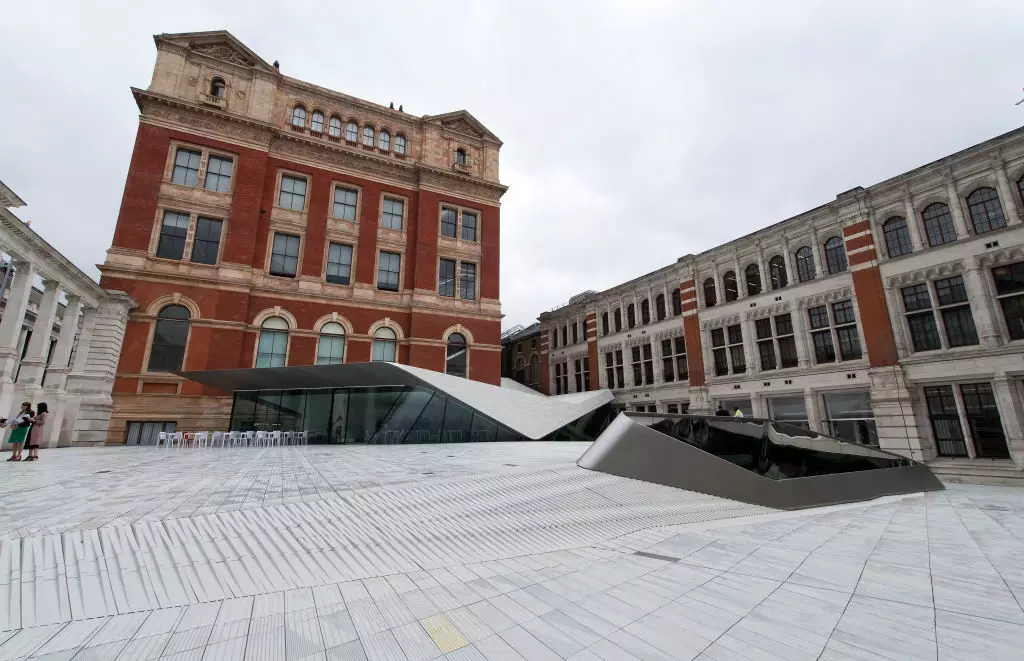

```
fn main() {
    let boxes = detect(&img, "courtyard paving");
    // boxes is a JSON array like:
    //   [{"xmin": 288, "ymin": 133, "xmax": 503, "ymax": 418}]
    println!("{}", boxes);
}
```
[{"xmin": 0, "ymin": 443, "xmax": 1022, "ymax": 660}]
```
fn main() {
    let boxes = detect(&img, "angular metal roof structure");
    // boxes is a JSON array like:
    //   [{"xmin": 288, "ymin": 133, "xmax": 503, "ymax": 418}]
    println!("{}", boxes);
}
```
[{"xmin": 179, "ymin": 362, "xmax": 614, "ymax": 441}]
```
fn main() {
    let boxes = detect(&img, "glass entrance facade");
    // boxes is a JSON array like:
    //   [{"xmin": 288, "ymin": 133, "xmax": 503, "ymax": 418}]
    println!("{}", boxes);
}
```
[{"xmin": 229, "ymin": 385, "xmax": 615, "ymax": 444}]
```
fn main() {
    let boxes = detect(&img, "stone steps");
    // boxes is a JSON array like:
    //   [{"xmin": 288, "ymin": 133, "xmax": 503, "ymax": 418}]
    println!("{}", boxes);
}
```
[{"xmin": 928, "ymin": 457, "xmax": 1024, "ymax": 486}]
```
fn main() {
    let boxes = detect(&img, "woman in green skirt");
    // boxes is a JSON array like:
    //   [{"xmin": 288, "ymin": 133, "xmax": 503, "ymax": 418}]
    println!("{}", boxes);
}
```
[{"xmin": 7, "ymin": 402, "xmax": 34, "ymax": 462}]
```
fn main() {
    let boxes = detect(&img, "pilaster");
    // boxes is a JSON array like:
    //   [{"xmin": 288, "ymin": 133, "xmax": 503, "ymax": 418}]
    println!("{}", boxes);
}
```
[
  {"xmin": 16, "ymin": 279, "xmax": 61, "ymax": 390},
  {"xmin": 0, "ymin": 261, "xmax": 37, "ymax": 418},
  {"xmin": 869, "ymin": 366, "xmax": 934, "ymax": 462},
  {"xmin": 992, "ymin": 376, "xmax": 1024, "ymax": 467}
]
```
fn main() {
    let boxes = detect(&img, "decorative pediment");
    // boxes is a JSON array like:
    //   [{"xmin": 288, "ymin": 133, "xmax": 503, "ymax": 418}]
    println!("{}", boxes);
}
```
[
  {"xmin": 156, "ymin": 30, "xmax": 276, "ymax": 73},
  {"xmin": 192, "ymin": 42, "xmax": 256, "ymax": 67},
  {"xmin": 425, "ymin": 110, "xmax": 502, "ymax": 145},
  {"xmin": 887, "ymin": 261, "xmax": 964, "ymax": 288}
]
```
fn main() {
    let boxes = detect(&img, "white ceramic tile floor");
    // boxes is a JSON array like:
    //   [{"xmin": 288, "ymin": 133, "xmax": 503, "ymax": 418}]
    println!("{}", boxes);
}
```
[{"xmin": 0, "ymin": 444, "xmax": 1023, "ymax": 659}]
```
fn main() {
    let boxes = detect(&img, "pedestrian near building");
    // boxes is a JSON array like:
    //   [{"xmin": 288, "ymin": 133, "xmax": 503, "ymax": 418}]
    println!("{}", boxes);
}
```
[
  {"xmin": 24, "ymin": 402, "xmax": 47, "ymax": 461},
  {"xmin": 6, "ymin": 402, "xmax": 34, "ymax": 462}
]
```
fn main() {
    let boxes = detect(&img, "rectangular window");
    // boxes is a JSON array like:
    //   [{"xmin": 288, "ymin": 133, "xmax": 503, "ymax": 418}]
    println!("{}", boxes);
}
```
[
  {"xmin": 270, "ymin": 233, "xmax": 300, "ymax": 277},
  {"xmin": 615, "ymin": 350, "xmax": 624, "ymax": 388},
  {"xmin": 960, "ymin": 383, "xmax": 1010, "ymax": 459},
  {"xmin": 190, "ymin": 217, "xmax": 222, "ymax": 265},
  {"xmin": 333, "ymin": 186, "xmax": 358, "ymax": 220},
  {"xmin": 632, "ymin": 346, "xmax": 642, "ymax": 387},
  {"xmin": 459, "ymin": 262, "xmax": 477, "ymax": 300},
  {"xmin": 605, "ymin": 352, "xmax": 615, "ymax": 390},
  {"xmin": 775, "ymin": 313, "xmax": 797, "ymax": 368},
  {"xmin": 438, "ymin": 258, "xmax": 456, "ymax": 297},
  {"xmin": 326, "ymin": 243, "xmax": 353, "ymax": 285},
  {"xmin": 993, "ymin": 262, "xmax": 1024, "ymax": 340},
  {"xmin": 279, "ymin": 175, "xmax": 307, "ymax": 211},
  {"xmin": 642, "ymin": 344, "xmax": 654, "ymax": 385},
  {"xmin": 462, "ymin": 211, "xmax": 478, "ymax": 241},
  {"xmin": 812, "ymin": 330, "xmax": 835, "ymax": 363},
  {"xmin": 833, "ymin": 300, "xmax": 863, "ymax": 360},
  {"xmin": 574, "ymin": 358, "xmax": 590, "ymax": 392},
  {"xmin": 727, "ymin": 324, "xmax": 745, "ymax": 374},
  {"xmin": 924, "ymin": 385, "xmax": 968, "ymax": 457},
  {"xmin": 441, "ymin": 207, "xmax": 458, "ymax": 238},
  {"xmin": 822, "ymin": 391, "xmax": 877, "ymax": 445},
  {"xmin": 377, "ymin": 251, "xmax": 401, "ymax": 291},
  {"xmin": 934, "ymin": 276, "xmax": 978, "ymax": 347},
  {"xmin": 203, "ymin": 155, "xmax": 233, "ymax": 193},
  {"xmin": 156, "ymin": 211, "xmax": 190, "ymax": 260},
  {"xmin": 574, "ymin": 359, "xmax": 583, "ymax": 393},
  {"xmin": 382, "ymin": 197, "xmax": 404, "ymax": 230},
  {"xmin": 769, "ymin": 396, "xmax": 809, "ymax": 428},
  {"xmin": 755, "ymin": 317, "xmax": 776, "ymax": 371},
  {"xmin": 660, "ymin": 337, "xmax": 687, "ymax": 382},
  {"xmin": 711, "ymin": 328, "xmax": 728, "ymax": 376},
  {"xmin": 902, "ymin": 283, "xmax": 940, "ymax": 352},
  {"xmin": 808, "ymin": 305, "xmax": 829, "ymax": 330},
  {"xmin": 171, "ymin": 148, "xmax": 201, "ymax": 187}
]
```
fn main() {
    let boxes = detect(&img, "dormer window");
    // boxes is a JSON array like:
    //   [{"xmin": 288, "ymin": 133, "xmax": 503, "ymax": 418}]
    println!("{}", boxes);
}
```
[
  {"xmin": 291, "ymin": 106, "xmax": 306, "ymax": 128},
  {"xmin": 455, "ymin": 148, "xmax": 468, "ymax": 167},
  {"xmin": 210, "ymin": 78, "xmax": 226, "ymax": 98}
]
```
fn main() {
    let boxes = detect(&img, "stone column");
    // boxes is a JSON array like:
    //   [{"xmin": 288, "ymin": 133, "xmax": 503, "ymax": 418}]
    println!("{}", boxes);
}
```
[
  {"xmin": 901, "ymin": 188, "xmax": 923, "ymax": 250},
  {"xmin": 882, "ymin": 282, "xmax": 910, "ymax": 358},
  {"xmin": 17, "ymin": 279, "xmax": 61, "ymax": 391},
  {"xmin": 791, "ymin": 304, "xmax": 811, "ymax": 368},
  {"xmin": 732, "ymin": 253, "xmax": 743, "ymax": 300},
  {"xmin": 869, "ymin": 366, "xmax": 933, "ymax": 462},
  {"xmin": 963, "ymin": 259, "xmax": 1001, "ymax": 348},
  {"xmin": 754, "ymin": 243, "xmax": 767, "ymax": 295},
  {"xmin": 742, "ymin": 318, "xmax": 758, "ymax": 375},
  {"xmin": 993, "ymin": 156, "xmax": 1021, "ymax": 225},
  {"xmin": 42, "ymin": 295, "xmax": 82, "ymax": 446},
  {"xmin": 992, "ymin": 377, "xmax": 1024, "ymax": 466},
  {"xmin": 945, "ymin": 172, "xmax": 971, "ymax": 239},
  {"xmin": 809, "ymin": 227, "xmax": 824, "ymax": 278},
  {"xmin": 781, "ymin": 236, "xmax": 795, "ymax": 288},
  {"xmin": 57, "ymin": 305, "xmax": 96, "ymax": 446},
  {"xmin": 0, "ymin": 260, "xmax": 37, "ymax": 419},
  {"xmin": 805, "ymin": 388, "xmax": 821, "ymax": 433}
]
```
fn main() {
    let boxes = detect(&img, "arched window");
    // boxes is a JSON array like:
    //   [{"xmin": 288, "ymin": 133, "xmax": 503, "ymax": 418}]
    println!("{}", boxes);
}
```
[
  {"xmin": 922, "ymin": 202, "xmax": 957, "ymax": 247},
  {"xmin": 795, "ymin": 246, "xmax": 815, "ymax": 282},
  {"xmin": 514, "ymin": 356, "xmax": 526, "ymax": 384},
  {"xmin": 640, "ymin": 299, "xmax": 651, "ymax": 324},
  {"xmin": 722, "ymin": 271, "xmax": 738, "ymax": 302},
  {"xmin": 529, "ymin": 355, "xmax": 539, "ymax": 385},
  {"xmin": 291, "ymin": 106, "xmax": 306, "ymax": 128},
  {"xmin": 256, "ymin": 316, "xmax": 288, "ymax": 368},
  {"xmin": 655, "ymin": 294, "xmax": 666, "ymax": 321},
  {"xmin": 378, "ymin": 130, "xmax": 391, "ymax": 151},
  {"xmin": 1018, "ymin": 174, "xmax": 1024, "ymax": 208},
  {"xmin": 316, "ymin": 322, "xmax": 345, "ymax": 365},
  {"xmin": 371, "ymin": 327, "xmax": 397, "ymax": 362},
  {"xmin": 882, "ymin": 217, "xmax": 913, "ymax": 257},
  {"xmin": 210, "ymin": 77, "xmax": 225, "ymax": 98},
  {"xmin": 703, "ymin": 278, "xmax": 717, "ymax": 307},
  {"xmin": 967, "ymin": 187, "xmax": 1006, "ymax": 234},
  {"xmin": 613, "ymin": 308, "xmax": 622, "ymax": 332},
  {"xmin": 768, "ymin": 255, "xmax": 787, "ymax": 289},
  {"xmin": 310, "ymin": 111, "xmax": 324, "ymax": 133},
  {"xmin": 824, "ymin": 237, "xmax": 847, "ymax": 274},
  {"xmin": 148, "ymin": 304, "xmax": 190, "ymax": 372},
  {"xmin": 394, "ymin": 134, "xmax": 407, "ymax": 155},
  {"xmin": 671, "ymin": 288, "xmax": 682, "ymax": 315},
  {"xmin": 627, "ymin": 304, "xmax": 636, "ymax": 328},
  {"xmin": 446, "ymin": 333, "xmax": 467, "ymax": 377},
  {"xmin": 745, "ymin": 264, "xmax": 762, "ymax": 296},
  {"xmin": 601, "ymin": 312, "xmax": 609, "ymax": 335},
  {"xmin": 328, "ymin": 116, "xmax": 342, "ymax": 138},
  {"xmin": 455, "ymin": 148, "xmax": 468, "ymax": 166},
  {"xmin": 345, "ymin": 121, "xmax": 358, "ymax": 142},
  {"xmin": 362, "ymin": 125, "xmax": 375, "ymax": 146}
]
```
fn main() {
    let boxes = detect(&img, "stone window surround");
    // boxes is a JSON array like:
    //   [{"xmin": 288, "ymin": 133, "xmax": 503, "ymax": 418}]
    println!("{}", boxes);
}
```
[
  {"xmin": 437, "ymin": 201, "xmax": 482, "ymax": 247},
  {"xmin": 378, "ymin": 191, "xmax": 409, "ymax": 234},
  {"xmin": 138, "ymin": 293, "xmax": 201, "ymax": 379},
  {"xmin": 897, "ymin": 271, "xmax": 978, "ymax": 354},
  {"xmin": 442, "ymin": 324, "xmax": 474, "ymax": 377},
  {"xmin": 273, "ymin": 168, "xmax": 310, "ymax": 214},
  {"xmin": 329, "ymin": 181, "xmax": 364, "ymax": 223},
  {"xmin": 264, "ymin": 226, "xmax": 305, "ymax": 279},
  {"xmin": 373, "ymin": 248, "xmax": 406, "ymax": 294},
  {"xmin": 163, "ymin": 140, "xmax": 238, "ymax": 196},
  {"xmin": 320, "ymin": 238, "xmax": 357, "ymax": 288},
  {"xmin": 147, "ymin": 206, "xmax": 229, "ymax": 267},
  {"xmin": 249, "ymin": 307, "xmax": 298, "ymax": 368},
  {"xmin": 919, "ymin": 377, "xmax": 1020, "ymax": 461}
]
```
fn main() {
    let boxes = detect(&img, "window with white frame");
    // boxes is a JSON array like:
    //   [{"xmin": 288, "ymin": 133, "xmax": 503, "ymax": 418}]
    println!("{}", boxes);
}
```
[
  {"xmin": 901, "ymin": 276, "xmax": 978, "ymax": 352},
  {"xmin": 278, "ymin": 175, "xmax": 307, "ymax": 211},
  {"xmin": 345, "ymin": 121, "xmax": 358, "ymax": 142},
  {"xmin": 394, "ymin": 134, "xmax": 407, "ymax": 155},
  {"xmin": 381, "ymin": 197, "xmax": 404, "ymax": 230},
  {"xmin": 371, "ymin": 327, "xmax": 397, "ymax": 361},
  {"xmin": 992, "ymin": 261, "xmax": 1024, "ymax": 340},
  {"xmin": 605, "ymin": 350, "xmax": 624, "ymax": 389},
  {"xmin": 378, "ymin": 130, "xmax": 391, "ymax": 151},
  {"xmin": 256, "ymin": 317, "xmax": 289, "ymax": 368},
  {"xmin": 328, "ymin": 116, "xmax": 342, "ymax": 138},
  {"xmin": 316, "ymin": 322, "xmax": 345, "ymax": 365},
  {"xmin": 291, "ymin": 106, "xmax": 306, "ymax": 128},
  {"xmin": 660, "ymin": 336, "xmax": 687, "ymax": 382},
  {"xmin": 156, "ymin": 211, "xmax": 190, "ymax": 260},
  {"xmin": 171, "ymin": 148, "xmax": 201, "ymax": 187},
  {"xmin": 377, "ymin": 251, "xmax": 401, "ymax": 291},
  {"xmin": 204, "ymin": 155, "xmax": 233, "ymax": 193},
  {"xmin": 310, "ymin": 111, "xmax": 324, "ymax": 134},
  {"xmin": 332, "ymin": 186, "xmax": 358, "ymax": 220},
  {"xmin": 631, "ymin": 343, "xmax": 654, "ymax": 386},
  {"xmin": 362, "ymin": 125, "xmax": 375, "ymax": 146},
  {"xmin": 326, "ymin": 243, "xmax": 353, "ymax": 285}
]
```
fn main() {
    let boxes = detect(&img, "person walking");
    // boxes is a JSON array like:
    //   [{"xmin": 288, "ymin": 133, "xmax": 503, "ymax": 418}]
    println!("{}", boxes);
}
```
[
  {"xmin": 24, "ymin": 402, "xmax": 47, "ymax": 461},
  {"xmin": 6, "ymin": 402, "xmax": 34, "ymax": 462},
  {"xmin": 714, "ymin": 404, "xmax": 729, "ymax": 416},
  {"xmin": 733, "ymin": 407, "xmax": 745, "ymax": 417}
]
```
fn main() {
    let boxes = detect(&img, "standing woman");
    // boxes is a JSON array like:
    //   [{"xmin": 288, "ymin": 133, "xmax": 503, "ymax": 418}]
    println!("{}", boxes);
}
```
[
  {"xmin": 24, "ymin": 402, "xmax": 47, "ymax": 461},
  {"xmin": 6, "ymin": 402, "xmax": 34, "ymax": 462}
]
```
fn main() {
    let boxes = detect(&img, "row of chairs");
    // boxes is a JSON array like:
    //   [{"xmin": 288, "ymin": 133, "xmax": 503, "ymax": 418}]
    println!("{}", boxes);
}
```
[{"xmin": 157, "ymin": 430, "xmax": 309, "ymax": 449}]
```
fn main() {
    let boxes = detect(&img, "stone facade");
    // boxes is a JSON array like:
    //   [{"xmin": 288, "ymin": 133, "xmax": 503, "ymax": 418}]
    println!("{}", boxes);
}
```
[
  {"xmin": 540, "ymin": 124, "xmax": 1024, "ymax": 484},
  {"xmin": 500, "ymin": 323, "xmax": 542, "ymax": 391},
  {"xmin": 0, "ymin": 181, "xmax": 135, "ymax": 447},
  {"xmin": 101, "ymin": 30, "xmax": 506, "ymax": 444}
]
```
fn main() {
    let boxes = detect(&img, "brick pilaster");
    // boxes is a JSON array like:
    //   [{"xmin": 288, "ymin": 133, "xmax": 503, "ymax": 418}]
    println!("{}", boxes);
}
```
[
  {"xmin": 680, "ymin": 279, "xmax": 706, "ymax": 386},
  {"xmin": 843, "ymin": 220, "xmax": 899, "ymax": 367},
  {"xmin": 539, "ymin": 324, "xmax": 551, "ymax": 395},
  {"xmin": 584, "ymin": 312, "xmax": 600, "ymax": 391}
]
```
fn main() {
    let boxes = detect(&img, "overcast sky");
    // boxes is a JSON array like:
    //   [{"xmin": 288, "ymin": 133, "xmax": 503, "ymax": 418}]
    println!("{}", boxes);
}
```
[{"xmin": 2, "ymin": 1, "xmax": 1023, "ymax": 329}]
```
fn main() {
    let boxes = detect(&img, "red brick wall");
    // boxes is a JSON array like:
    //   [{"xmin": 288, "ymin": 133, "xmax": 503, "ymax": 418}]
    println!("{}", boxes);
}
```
[
  {"xmin": 680, "ymin": 279, "xmax": 706, "ymax": 386},
  {"xmin": 844, "ymin": 222, "xmax": 899, "ymax": 367},
  {"xmin": 539, "ymin": 326, "xmax": 551, "ymax": 395},
  {"xmin": 585, "ymin": 313, "xmax": 600, "ymax": 391}
]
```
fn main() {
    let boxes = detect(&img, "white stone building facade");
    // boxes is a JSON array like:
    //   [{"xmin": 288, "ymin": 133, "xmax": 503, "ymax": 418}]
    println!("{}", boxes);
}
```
[
  {"xmin": 0, "ymin": 181, "xmax": 135, "ymax": 446},
  {"xmin": 539, "ymin": 125, "xmax": 1024, "ymax": 484}
]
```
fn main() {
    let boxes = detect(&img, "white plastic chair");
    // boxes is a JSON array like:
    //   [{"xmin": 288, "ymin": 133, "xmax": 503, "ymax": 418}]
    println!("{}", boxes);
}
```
[
  {"xmin": 193, "ymin": 431, "xmax": 209, "ymax": 448},
  {"xmin": 282, "ymin": 431, "xmax": 294, "ymax": 445},
  {"xmin": 158, "ymin": 431, "xmax": 169, "ymax": 449},
  {"xmin": 269, "ymin": 431, "xmax": 282, "ymax": 447},
  {"xmin": 171, "ymin": 431, "xmax": 184, "ymax": 449},
  {"xmin": 297, "ymin": 431, "xmax": 308, "ymax": 446},
  {"xmin": 211, "ymin": 431, "xmax": 225, "ymax": 448},
  {"xmin": 243, "ymin": 431, "xmax": 255, "ymax": 447},
  {"xmin": 255, "ymin": 431, "xmax": 267, "ymax": 447}
]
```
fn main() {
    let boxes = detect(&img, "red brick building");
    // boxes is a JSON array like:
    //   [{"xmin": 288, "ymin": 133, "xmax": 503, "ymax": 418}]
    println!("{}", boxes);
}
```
[{"xmin": 101, "ymin": 31, "xmax": 506, "ymax": 443}]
